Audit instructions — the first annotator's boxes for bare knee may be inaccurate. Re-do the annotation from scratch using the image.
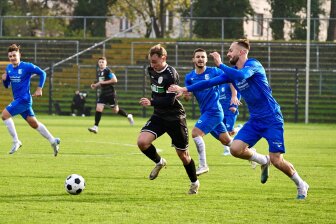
[269,154,283,168]
[176,150,191,165]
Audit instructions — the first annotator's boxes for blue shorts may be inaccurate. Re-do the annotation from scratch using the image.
[234,113,285,153]
[6,98,35,119]
[195,110,227,139]
[223,113,238,132]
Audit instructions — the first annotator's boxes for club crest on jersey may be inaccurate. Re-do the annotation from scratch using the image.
[204,74,210,80]
[158,76,163,84]
[18,69,22,75]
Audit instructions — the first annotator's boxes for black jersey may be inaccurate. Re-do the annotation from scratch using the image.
[96,67,116,96]
[146,64,186,121]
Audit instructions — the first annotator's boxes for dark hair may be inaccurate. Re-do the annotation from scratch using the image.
[8,44,20,53]
[148,44,167,58]
[98,57,107,61]
[236,39,250,51]
[193,48,206,57]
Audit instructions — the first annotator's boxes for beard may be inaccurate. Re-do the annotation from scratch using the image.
[229,56,239,65]
[195,63,205,69]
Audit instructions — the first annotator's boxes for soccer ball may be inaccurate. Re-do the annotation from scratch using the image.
[64,174,86,195]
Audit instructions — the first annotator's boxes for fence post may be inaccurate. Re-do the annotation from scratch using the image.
[49,64,54,115]
[294,68,299,123]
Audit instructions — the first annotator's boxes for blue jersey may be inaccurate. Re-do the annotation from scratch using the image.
[218,83,241,116]
[185,66,223,114]
[4,61,46,103]
[187,59,281,119]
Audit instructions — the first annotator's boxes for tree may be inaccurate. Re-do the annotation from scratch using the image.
[327,0,336,41]
[267,0,322,40]
[192,0,252,39]
[69,0,116,37]
[111,0,190,38]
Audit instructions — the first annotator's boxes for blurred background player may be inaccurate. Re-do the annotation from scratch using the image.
[71,89,86,116]
[2,44,60,156]
[137,44,199,194]
[218,83,241,155]
[183,48,233,176]
[88,57,134,133]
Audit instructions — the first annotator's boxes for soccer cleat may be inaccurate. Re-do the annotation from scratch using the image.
[196,165,209,176]
[297,181,309,199]
[188,180,200,194]
[223,145,231,156]
[88,126,98,134]
[260,155,270,184]
[51,138,61,157]
[9,140,22,154]
[149,158,167,180]
[127,114,134,126]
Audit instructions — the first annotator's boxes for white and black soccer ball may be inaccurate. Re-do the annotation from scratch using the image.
[64,174,86,195]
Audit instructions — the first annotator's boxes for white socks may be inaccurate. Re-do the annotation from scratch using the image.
[250,150,268,165]
[36,122,55,143]
[193,136,206,167]
[291,172,304,187]
[4,118,19,142]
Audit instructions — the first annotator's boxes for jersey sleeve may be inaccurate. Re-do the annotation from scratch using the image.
[187,73,230,92]
[3,66,11,88]
[218,60,260,81]
[29,63,46,88]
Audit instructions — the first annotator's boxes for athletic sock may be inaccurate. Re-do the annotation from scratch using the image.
[184,158,197,183]
[250,150,268,165]
[142,144,161,163]
[94,111,102,126]
[291,172,304,187]
[4,118,19,142]
[36,122,55,143]
[193,136,206,167]
[117,108,128,117]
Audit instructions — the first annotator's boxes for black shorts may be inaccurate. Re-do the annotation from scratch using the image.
[141,115,189,150]
[97,94,117,107]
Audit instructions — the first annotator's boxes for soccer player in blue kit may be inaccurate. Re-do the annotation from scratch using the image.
[183,48,233,176]
[169,39,309,199]
[2,44,60,156]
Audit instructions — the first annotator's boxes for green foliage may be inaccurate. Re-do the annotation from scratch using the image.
[69,0,117,37]
[268,0,322,40]
[0,116,334,223]
[192,0,252,39]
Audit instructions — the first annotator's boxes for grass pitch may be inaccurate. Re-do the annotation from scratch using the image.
[0,115,335,223]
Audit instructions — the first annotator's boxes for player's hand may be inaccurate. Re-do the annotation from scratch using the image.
[139,98,151,107]
[168,84,187,93]
[32,87,42,97]
[209,52,222,67]
[182,92,192,101]
[2,73,7,80]
[90,83,99,89]
[230,97,241,106]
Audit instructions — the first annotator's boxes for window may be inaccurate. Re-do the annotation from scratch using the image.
[119,18,132,32]
[253,14,263,36]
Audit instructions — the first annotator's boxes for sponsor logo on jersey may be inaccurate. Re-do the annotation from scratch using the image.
[151,84,165,93]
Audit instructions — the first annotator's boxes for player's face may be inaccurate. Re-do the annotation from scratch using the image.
[8,50,21,67]
[149,54,166,72]
[227,43,240,65]
[193,51,208,69]
[98,59,107,69]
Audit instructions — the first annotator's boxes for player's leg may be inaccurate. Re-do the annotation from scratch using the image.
[212,122,232,156]
[88,103,104,133]
[168,118,199,194]
[137,116,166,180]
[24,109,60,156]
[2,108,22,154]
[264,119,309,199]
[110,95,134,125]
[191,127,208,175]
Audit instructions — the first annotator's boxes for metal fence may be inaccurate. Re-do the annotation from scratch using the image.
[0,15,335,41]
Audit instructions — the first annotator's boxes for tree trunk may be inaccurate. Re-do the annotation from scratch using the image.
[327,0,336,41]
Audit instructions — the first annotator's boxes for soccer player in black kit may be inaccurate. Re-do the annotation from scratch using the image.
[137,44,199,194]
[88,57,134,134]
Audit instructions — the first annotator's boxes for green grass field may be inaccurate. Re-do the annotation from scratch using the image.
[0,115,335,223]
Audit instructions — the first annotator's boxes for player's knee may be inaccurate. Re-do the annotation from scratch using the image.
[269,154,283,168]
[229,145,243,157]
[137,138,150,151]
